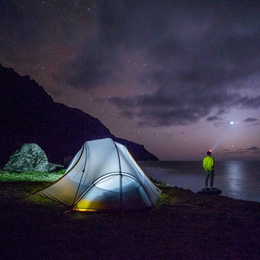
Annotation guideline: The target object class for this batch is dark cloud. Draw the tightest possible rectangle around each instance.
[60,1,260,90]
[110,85,259,126]
[63,45,120,89]
[110,89,211,126]
[206,109,227,122]
[243,117,260,127]
[207,116,219,122]
[101,1,260,127]
[244,117,258,123]
[236,95,260,109]
[247,146,260,152]
[1,0,260,129]
[217,147,260,159]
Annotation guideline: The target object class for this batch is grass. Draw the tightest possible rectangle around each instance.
[0,169,65,182]
[0,169,173,206]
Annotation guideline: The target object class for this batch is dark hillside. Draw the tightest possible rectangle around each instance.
[0,64,158,166]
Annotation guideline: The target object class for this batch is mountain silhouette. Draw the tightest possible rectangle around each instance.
[0,64,158,167]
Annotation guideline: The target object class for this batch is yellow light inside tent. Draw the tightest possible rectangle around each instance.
[73,199,103,211]
[73,208,97,212]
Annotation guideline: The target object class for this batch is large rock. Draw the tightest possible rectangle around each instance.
[3,143,62,172]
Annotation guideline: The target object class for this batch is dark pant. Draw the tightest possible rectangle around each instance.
[205,170,214,188]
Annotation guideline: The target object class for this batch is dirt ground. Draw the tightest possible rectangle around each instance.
[1,182,260,260]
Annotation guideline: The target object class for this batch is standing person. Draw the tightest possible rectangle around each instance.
[203,150,214,190]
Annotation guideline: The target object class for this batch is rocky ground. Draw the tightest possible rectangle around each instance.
[1,182,260,260]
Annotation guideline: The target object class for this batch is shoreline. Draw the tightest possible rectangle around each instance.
[139,160,260,203]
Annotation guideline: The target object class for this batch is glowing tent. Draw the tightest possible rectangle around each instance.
[37,138,161,212]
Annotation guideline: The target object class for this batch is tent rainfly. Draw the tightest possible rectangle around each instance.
[37,138,162,212]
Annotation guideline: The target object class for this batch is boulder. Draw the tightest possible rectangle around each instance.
[3,143,63,172]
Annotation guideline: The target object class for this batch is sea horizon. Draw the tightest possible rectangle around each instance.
[139,160,260,203]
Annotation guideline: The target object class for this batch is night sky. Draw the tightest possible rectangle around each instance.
[1,0,260,161]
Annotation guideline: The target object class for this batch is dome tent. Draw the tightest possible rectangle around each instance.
[37,138,161,212]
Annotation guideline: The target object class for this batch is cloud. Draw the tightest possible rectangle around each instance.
[207,116,220,122]
[63,1,260,89]
[62,45,121,89]
[247,146,260,153]
[218,146,260,158]
[110,85,260,127]
[101,2,260,127]
[110,90,210,126]
[207,110,226,122]
[4,1,260,128]
[243,117,260,127]
[244,117,258,123]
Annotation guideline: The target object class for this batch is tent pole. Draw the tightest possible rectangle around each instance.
[120,173,123,216]
[71,144,88,208]
[113,141,123,215]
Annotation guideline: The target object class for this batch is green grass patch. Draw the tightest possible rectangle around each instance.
[0,169,65,182]
[158,192,179,205]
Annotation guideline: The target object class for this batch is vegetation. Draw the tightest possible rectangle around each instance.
[0,169,65,182]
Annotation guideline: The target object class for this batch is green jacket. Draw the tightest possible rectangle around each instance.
[203,156,214,171]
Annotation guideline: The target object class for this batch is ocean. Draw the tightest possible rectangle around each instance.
[139,160,260,203]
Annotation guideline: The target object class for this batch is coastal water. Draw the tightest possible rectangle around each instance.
[139,161,260,203]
